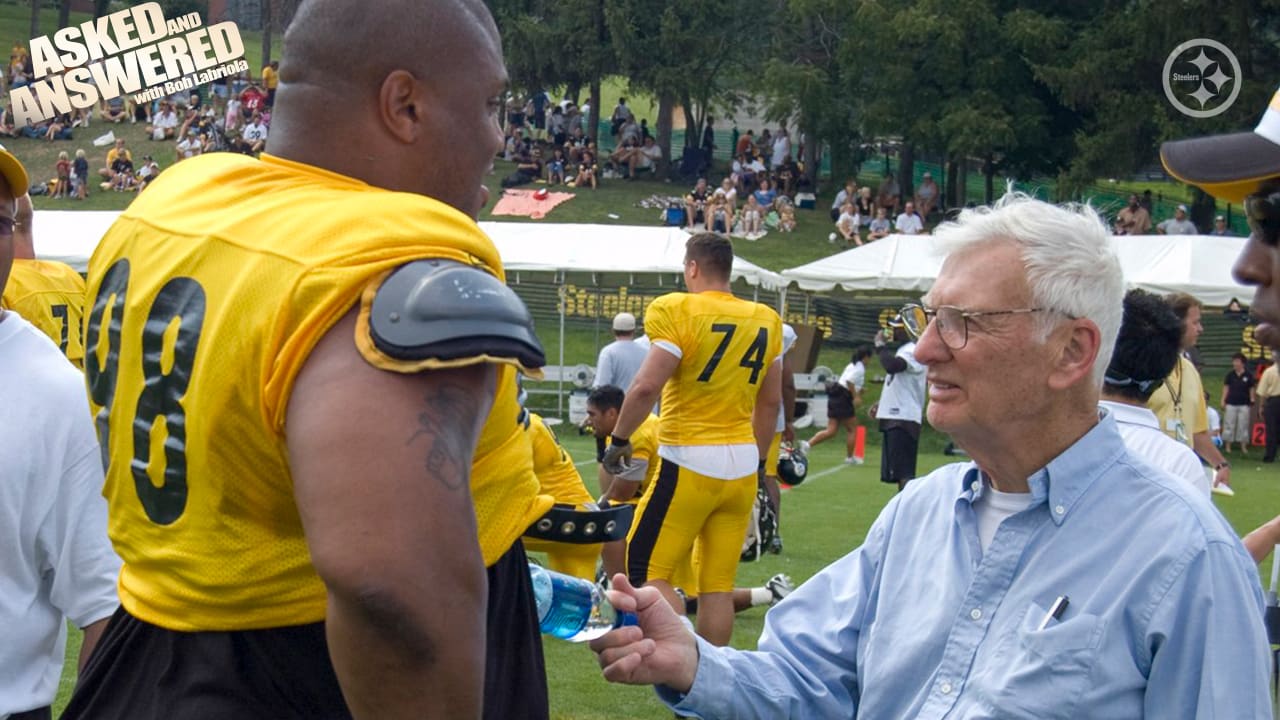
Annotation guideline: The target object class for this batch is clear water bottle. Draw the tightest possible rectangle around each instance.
[528,563,637,642]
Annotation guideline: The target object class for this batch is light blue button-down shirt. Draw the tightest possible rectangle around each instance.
[661,412,1271,719]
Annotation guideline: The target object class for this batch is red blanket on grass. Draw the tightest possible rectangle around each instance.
[491,188,575,219]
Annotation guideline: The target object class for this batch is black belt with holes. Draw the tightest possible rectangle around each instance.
[524,503,634,543]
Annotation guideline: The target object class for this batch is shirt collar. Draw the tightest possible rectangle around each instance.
[1098,400,1159,430]
[957,409,1127,525]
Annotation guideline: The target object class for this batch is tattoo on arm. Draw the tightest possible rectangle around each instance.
[405,383,478,491]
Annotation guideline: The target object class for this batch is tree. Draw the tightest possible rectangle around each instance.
[58,0,71,30]
[604,0,771,176]
[30,0,40,40]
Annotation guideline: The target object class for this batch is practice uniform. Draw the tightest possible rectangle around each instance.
[766,323,798,473]
[878,340,926,484]
[63,153,554,720]
[1147,355,1208,447]
[524,413,601,580]
[1,258,85,367]
[626,290,781,594]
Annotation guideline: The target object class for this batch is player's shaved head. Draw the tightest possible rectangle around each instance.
[281,0,499,92]
[269,0,508,213]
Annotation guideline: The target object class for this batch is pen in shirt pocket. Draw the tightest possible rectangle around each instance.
[1036,595,1070,630]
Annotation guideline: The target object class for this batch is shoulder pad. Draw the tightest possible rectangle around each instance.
[369,259,545,369]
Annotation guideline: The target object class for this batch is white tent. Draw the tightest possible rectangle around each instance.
[780,233,1253,306]
[32,212,785,290]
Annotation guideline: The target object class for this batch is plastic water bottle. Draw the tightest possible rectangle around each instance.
[528,563,637,642]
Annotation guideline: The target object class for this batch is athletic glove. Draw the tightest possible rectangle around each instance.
[602,435,633,476]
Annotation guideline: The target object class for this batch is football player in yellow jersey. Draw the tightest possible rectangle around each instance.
[523,413,602,580]
[0,195,86,367]
[586,384,661,578]
[63,2,553,720]
[602,232,783,647]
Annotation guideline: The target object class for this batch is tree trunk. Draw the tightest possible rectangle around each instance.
[58,0,70,29]
[93,0,109,18]
[956,157,968,207]
[588,78,601,144]
[260,0,273,68]
[29,0,40,41]
[983,155,995,205]
[899,143,915,201]
[801,117,819,195]
[656,91,674,178]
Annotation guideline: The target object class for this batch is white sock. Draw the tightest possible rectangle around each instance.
[751,587,773,607]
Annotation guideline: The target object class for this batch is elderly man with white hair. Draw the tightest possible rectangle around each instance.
[590,193,1270,719]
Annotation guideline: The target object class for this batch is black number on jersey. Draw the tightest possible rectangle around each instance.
[697,324,770,384]
[50,303,69,352]
[85,259,207,525]
[698,323,737,381]
[739,327,769,384]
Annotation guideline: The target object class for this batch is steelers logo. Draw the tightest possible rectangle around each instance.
[1163,38,1241,119]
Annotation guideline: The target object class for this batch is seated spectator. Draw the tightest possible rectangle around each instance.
[713,176,737,208]
[129,96,151,125]
[740,195,764,238]
[876,172,901,215]
[776,196,796,232]
[914,171,940,217]
[564,126,587,163]
[572,150,598,189]
[100,95,126,123]
[613,136,662,179]
[895,201,925,235]
[147,101,179,140]
[0,106,16,137]
[752,178,777,211]
[868,207,892,240]
[108,155,136,191]
[43,113,73,141]
[8,56,29,89]
[735,129,755,157]
[685,178,711,229]
[756,128,773,162]
[547,148,566,185]
[732,153,756,195]
[831,179,857,222]
[774,155,799,198]
[236,111,269,155]
[513,146,543,184]
[618,117,641,148]
[836,202,861,246]
[706,193,734,234]
[70,105,90,129]
[855,186,876,227]
[136,155,161,190]
[18,118,47,139]
[1157,204,1197,234]
[175,128,203,160]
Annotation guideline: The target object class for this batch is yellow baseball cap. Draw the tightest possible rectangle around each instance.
[0,144,29,196]
[1160,86,1280,203]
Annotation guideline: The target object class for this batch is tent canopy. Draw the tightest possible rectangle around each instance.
[781,233,1253,306]
[34,212,784,290]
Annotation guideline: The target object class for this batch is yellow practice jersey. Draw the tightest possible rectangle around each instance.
[644,291,781,446]
[83,152,551,632]
[529,413,593,507]
[1,258,85,367]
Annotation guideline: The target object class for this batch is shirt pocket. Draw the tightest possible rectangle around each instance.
[983,602,1103,719]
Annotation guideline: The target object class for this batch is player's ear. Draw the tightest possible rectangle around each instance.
[378,70,424,144]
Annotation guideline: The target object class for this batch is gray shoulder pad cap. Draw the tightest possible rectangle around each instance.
[369,259,546,369]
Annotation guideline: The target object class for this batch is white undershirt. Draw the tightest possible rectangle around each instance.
[973,480,1036,553]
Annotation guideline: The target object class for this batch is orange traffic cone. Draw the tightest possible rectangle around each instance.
[854,426,866,463]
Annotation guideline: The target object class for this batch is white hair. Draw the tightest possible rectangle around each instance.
[933,192,1124,386]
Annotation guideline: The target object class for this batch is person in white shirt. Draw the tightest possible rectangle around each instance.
[1100,290,1210,496]
[0,151,121,720]
[238,112,269,155]
[807,346,872,464]
[871,321,926,490]
[175,128,203,160]
[894,201,925,235]
[771,128,790,169]
[1157,204,1198,235]
[146,101,179,140]
[835,202,861,246]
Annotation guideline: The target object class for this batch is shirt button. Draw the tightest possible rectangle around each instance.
[970,608,982,621]
[1054,505,1066,515]
[940,681,953,695]
[970,481,980,493]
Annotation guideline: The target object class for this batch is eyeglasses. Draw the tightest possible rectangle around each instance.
[899,303,1048,350]
[1245,190,1280,246]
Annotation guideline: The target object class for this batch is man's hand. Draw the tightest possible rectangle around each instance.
[782,422,795,443]
[1214,464,1232,489]
[868,402,879,419]
[589,574,700,693]
[602,436,633,476]
[873,329,887,348]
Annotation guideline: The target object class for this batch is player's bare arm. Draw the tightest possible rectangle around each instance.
[288,308,491,720]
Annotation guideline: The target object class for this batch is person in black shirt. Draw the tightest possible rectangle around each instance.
[1221,352,1257,454]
